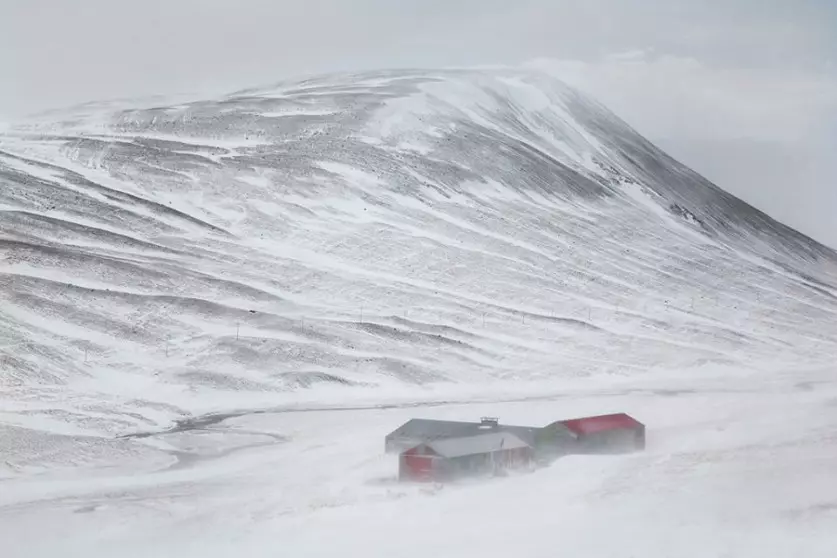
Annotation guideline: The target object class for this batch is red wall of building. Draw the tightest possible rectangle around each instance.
[400,452,437,481]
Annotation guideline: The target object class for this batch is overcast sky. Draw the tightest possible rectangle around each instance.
[2,0,835,248]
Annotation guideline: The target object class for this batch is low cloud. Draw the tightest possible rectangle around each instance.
[530,53,837,248]
[530,53,837,143]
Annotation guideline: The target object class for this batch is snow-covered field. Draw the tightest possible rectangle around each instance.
[1,67,836,556]
[3,366,837,557]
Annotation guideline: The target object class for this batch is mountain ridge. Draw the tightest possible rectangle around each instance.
[1,67,835,441]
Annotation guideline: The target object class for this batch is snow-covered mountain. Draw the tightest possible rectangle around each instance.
[2,68,836,439]
[3,67,837,557]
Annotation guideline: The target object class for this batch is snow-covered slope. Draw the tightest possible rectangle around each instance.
[2,67,837,557]
[2,68,836,438]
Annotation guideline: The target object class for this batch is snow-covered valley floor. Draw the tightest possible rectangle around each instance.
[3,365,837,557]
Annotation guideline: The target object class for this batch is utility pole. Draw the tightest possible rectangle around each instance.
[236,322,240,341]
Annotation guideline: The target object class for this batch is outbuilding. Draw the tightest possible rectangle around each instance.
[556,412,645,454]
[399,431,534,482]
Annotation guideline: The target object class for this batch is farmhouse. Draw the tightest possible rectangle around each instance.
[399,431,533,482]
[556,412,645,454]
[385,416,577,460]
[388,413,645,483]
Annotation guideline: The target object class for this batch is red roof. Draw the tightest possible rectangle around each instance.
[560,413,643,435]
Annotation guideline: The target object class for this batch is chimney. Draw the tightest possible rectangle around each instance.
[479,417,499,429]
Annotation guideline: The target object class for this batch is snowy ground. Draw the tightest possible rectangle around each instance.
[2,364,837,557]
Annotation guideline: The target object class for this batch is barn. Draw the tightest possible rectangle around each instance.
[556,413,645,454]
[399,431,533,482]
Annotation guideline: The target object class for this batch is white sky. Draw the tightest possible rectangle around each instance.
[2,0,835,247]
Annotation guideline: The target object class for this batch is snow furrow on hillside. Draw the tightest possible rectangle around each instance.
[0,66,835,445]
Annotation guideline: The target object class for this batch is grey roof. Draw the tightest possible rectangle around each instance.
[386,418,542,446]
[423,432,530,458]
